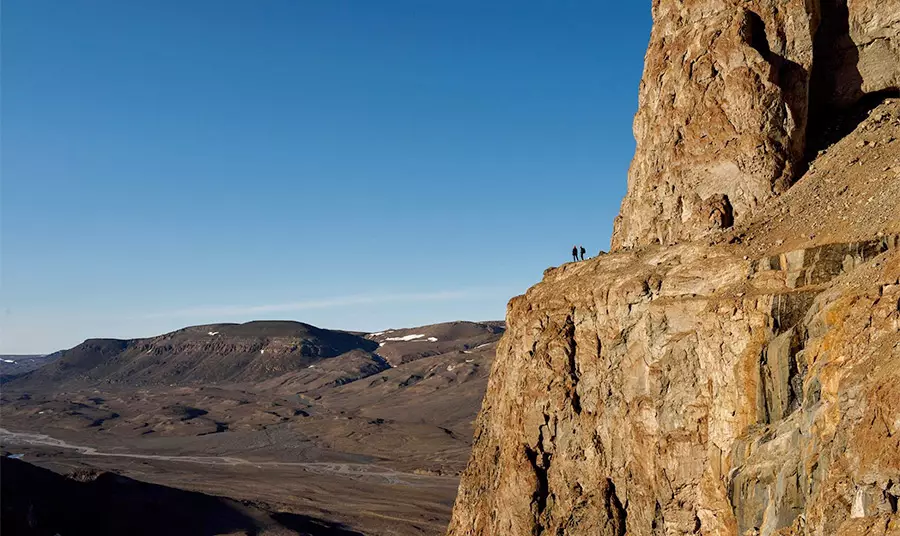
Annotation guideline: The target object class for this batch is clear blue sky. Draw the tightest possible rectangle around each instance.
[1,1,651,354]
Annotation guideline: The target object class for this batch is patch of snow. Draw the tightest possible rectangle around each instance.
[463,350,472,354]
[307,365,316,369]
[38,411,45,414]
[7,454,24,460]
[207,331,220,336]
[465,359,475,363]
[370,332,384,337]
[1,359,15,363]
[446,365,455,371]
[379,342,385,347]
[426,337,438,342]
[260,349,265,355]
[474,343,491,350]
[384,334,425,342]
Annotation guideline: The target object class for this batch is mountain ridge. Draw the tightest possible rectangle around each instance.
[9,319,503,390]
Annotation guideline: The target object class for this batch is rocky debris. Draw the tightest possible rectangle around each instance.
[721,99,900,256]
[611,0,900,251]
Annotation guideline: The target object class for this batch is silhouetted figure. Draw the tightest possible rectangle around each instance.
[572,246,578,262]
[580,246,586,261]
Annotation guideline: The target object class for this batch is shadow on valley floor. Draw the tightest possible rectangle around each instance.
[270,513,365,536]
[0,456,364,536]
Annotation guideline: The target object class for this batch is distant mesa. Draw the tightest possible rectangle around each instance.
[5,319,504,389]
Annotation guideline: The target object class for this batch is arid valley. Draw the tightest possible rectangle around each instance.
[1,321,503,535]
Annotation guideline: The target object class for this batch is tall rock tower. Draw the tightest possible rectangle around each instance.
[610,0,899,250]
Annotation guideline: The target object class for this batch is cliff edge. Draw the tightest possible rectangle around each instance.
[447,1,900,535]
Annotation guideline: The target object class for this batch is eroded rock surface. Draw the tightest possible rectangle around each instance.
[447,3,900,534]
[448,233,898,535]
[611,0,899,250]
[814,0,900,108]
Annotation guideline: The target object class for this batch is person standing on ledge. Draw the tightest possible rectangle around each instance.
[580,245,586,261]
[572,245,579,263]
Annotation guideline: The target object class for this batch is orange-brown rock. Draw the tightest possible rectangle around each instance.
[447,10,900,534]
[449,239,899,536]
[611,0,899,250]
[814,0,900,108]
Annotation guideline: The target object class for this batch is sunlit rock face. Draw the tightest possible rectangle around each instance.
[610,0,899,251]
[446,1,900,534]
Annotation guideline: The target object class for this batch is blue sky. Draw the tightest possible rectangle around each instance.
[1,1,651,354]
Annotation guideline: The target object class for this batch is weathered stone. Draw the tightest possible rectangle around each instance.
[813,0,900,108]
[611,0,899,250]
[447,3,900,534]
[612,0,820,250]
[448,238,900,536]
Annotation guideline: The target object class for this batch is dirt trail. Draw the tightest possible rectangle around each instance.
[0,427,442,486]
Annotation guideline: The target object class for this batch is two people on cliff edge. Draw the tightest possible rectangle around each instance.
[572,245,586,262]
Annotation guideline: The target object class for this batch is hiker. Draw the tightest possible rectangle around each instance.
[580,245,586,261]
[572,245,579,262]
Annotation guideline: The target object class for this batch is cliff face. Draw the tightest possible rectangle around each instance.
[449,240,899,536]
[447,2,900,535]
[611,0,899,250]
[814,0,900,109]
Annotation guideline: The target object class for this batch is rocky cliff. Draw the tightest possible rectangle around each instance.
[611,0,899,250]
[447,2,900,535]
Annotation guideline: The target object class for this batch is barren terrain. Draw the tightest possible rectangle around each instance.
[1,320,502,535]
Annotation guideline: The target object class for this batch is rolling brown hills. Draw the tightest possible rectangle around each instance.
[0,320,504,535]
[13,321,379,387]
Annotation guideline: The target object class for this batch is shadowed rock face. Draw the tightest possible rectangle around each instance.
[812,0,900,109]
[611,0,899,250]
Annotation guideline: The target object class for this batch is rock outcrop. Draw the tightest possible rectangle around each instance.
[449,239,899,535]
[447,2,900,535]
[813,0,900,109]
[611,0,899,250]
